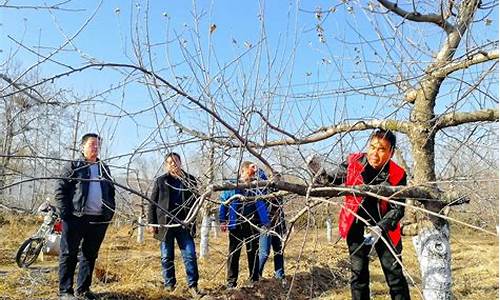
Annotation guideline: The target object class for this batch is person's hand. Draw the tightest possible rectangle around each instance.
[260,224,271,234]
[368,225,382,244]
[368,225,382,237]
[364,225,382,245]
[220,222,228,233]
[306,154,322,174]
[146,226,158,234]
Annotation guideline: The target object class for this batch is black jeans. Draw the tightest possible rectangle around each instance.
[227,222,260,286]
[59,215,109,294]
[347,222,410,300]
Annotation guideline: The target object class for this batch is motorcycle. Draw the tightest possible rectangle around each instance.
[15,202,62,268]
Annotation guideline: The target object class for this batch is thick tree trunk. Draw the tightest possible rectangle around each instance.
[413,223,452,300]
[410,114,452,299]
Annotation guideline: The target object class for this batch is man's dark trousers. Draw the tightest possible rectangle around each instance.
[227,222,260,286]
[59,215,108,294]
[347,222,410,300]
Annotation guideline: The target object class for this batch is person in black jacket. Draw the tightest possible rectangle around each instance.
[147,152,202,297]
[55,133,115,300]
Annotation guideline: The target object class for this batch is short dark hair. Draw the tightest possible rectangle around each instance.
[369,129,396,150]
[81,133,101,145]
[165,152,181,162]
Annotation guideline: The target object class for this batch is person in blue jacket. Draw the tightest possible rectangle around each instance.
[219,161,270,289]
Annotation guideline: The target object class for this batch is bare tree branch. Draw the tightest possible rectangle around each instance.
[1,62,276,173]
[434,0,481,63]
[0,73,60,105]
[376,0,454,33]
[0,0,84,12]
[432,50,499,78]
[258,119,411,147]
[247,109,298,141]
[210,180,468,206]
[436,108,499,129]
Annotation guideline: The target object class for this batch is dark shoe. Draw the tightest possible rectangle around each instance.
[189,286,205,298]
[75,290,98,300]
[59,293,77,300]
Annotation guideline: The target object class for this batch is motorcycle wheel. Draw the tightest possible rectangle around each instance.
[15,237,44,268]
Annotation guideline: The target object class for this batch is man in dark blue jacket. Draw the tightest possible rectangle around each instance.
[219,161,270,289]
[55,133,115,300]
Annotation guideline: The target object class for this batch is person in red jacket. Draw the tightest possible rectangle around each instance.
[309,129,410,300]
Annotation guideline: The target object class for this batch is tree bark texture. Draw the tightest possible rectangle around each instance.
[413,224,452,300]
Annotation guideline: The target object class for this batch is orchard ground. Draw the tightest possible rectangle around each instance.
[0,212,497,299]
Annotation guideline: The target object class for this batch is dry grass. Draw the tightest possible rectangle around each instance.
[0,213,497,299]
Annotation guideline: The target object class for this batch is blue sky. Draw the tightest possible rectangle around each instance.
[1,1,497,176]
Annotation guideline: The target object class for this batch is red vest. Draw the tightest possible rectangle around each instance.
[338,153,405,247]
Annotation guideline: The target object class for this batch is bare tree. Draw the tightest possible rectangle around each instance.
[0,1,497,299]
[0,66,75,210]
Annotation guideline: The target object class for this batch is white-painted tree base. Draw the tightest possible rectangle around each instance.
[413,224,452,300]
[325,217,332,243]
[199,214,211,258]
[137,216,144,244]
[211,220,220,238]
